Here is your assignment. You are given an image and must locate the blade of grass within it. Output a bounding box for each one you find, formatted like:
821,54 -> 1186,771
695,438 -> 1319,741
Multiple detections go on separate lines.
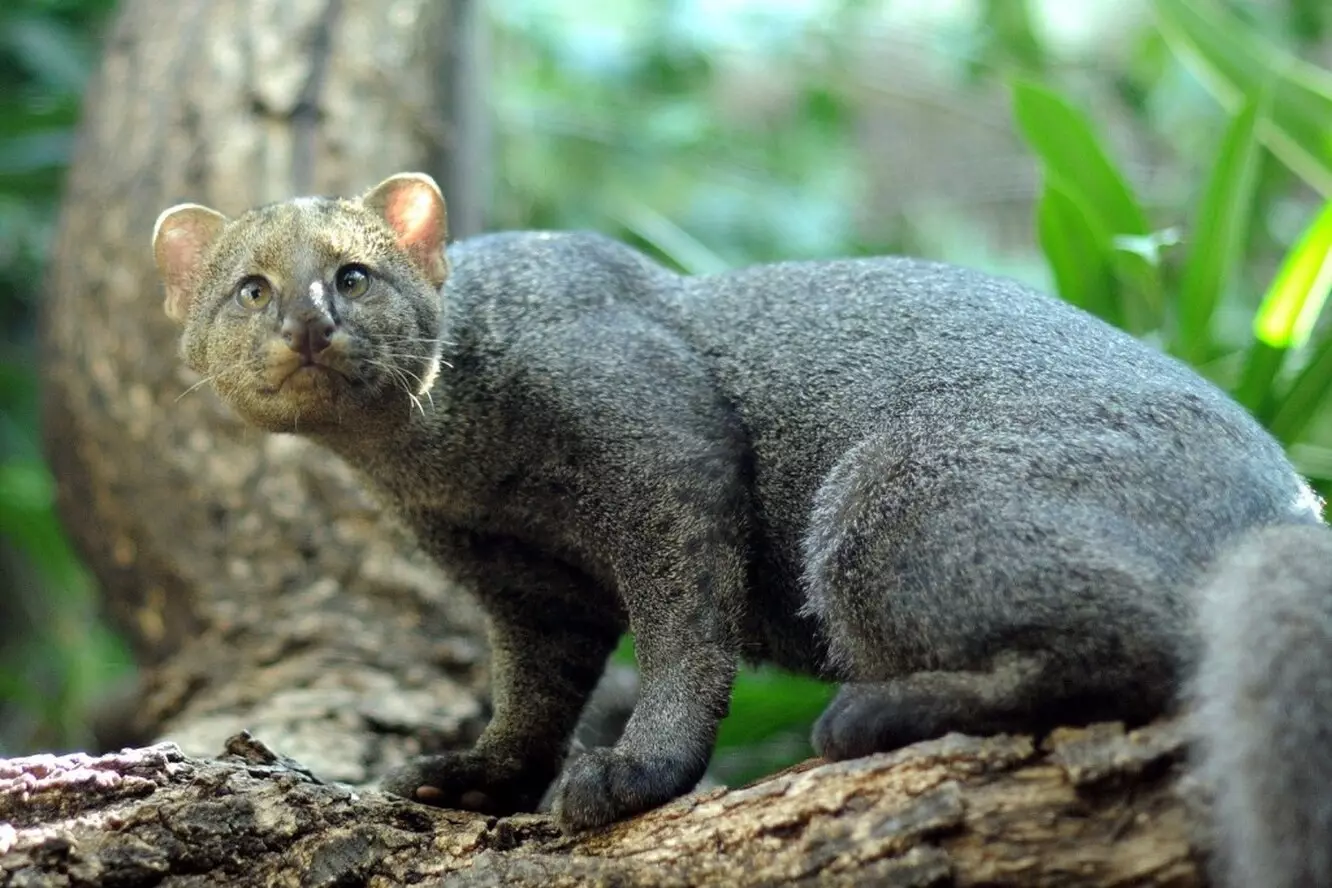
1173,96 -> 1264,364
1234,200 -> 1332,417
610,199 -> 729,275
1154,0 -> 1332,195
1254,200 -> 1332,350
1270,334 -> 1332,443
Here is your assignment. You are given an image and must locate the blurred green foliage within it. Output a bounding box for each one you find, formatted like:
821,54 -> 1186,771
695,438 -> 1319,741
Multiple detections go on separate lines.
1,0 -> 1330,792
0,0 -> 126,756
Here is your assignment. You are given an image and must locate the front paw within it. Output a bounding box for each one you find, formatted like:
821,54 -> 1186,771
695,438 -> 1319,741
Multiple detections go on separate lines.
549,747 -> 701,832
380,750 -> 552,816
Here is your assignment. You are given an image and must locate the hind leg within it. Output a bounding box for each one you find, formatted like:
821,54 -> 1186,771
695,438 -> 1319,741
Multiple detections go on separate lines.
801,432 -> 1186,759
812,653 -> 1051,760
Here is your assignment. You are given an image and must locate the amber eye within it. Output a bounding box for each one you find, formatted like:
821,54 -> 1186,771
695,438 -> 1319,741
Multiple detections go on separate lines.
235,276 -> 272,311
335,264 -> 370,299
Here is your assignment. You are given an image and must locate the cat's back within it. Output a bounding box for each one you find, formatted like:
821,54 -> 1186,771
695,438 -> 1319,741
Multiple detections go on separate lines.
684,254 -> 1261,445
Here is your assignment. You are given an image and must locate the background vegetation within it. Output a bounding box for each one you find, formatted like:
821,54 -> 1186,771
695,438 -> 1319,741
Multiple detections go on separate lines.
1,0 -> 1329,788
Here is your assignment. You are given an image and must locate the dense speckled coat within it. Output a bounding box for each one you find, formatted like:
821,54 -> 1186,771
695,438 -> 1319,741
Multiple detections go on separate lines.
154,175 -> 1331,887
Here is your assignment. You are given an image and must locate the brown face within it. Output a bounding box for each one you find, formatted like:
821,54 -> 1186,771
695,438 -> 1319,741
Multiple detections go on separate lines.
153,174 -> 449,436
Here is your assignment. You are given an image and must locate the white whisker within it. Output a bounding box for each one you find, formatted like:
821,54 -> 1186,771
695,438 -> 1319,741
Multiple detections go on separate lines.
175,356 -> 267,402
175,375 -> 218,402
367,358 -> 430,419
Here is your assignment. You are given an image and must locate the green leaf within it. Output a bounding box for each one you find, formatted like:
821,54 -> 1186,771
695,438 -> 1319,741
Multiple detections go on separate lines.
1290,443 -> 1332,483
1012,80 -> 1150,239
1270,334 -> 1332,443
0,131 -> 74,176
1233,340 -> 1286,416
1173,96 -> 1265,364
1011,79 -> 1163,332
1253,200 -> 1332,350
1234,200 -> 1332,418
0,459 -> 54,515
1035,179 -> 1120,326
0,12 -> 94,93
1154,0 -> 1332,195
971,0 -> 1046,79
1287,0 -> 1331,44
610,199 -> 729,275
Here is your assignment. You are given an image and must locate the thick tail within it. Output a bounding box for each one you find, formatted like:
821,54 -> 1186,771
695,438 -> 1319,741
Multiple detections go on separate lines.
1193,522 -> 1332,888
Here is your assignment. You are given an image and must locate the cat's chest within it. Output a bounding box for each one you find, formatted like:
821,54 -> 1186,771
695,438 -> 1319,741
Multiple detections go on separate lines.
369,453 -> 586,550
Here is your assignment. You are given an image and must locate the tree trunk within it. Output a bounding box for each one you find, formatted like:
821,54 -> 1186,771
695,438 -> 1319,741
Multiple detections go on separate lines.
41,0 -> 492,780
28,0 -> 1214,885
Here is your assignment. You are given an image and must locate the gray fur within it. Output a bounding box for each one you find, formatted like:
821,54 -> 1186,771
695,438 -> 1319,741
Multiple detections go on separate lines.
157,183 -> 1330,881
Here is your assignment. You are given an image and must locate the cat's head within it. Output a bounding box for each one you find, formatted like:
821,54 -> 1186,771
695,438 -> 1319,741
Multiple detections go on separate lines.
152,173 -> 448,435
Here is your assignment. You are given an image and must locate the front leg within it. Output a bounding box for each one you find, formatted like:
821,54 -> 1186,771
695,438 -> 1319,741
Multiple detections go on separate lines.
382,533 -> 623,815
551,618 -> 737,830
551,480 -> 748,830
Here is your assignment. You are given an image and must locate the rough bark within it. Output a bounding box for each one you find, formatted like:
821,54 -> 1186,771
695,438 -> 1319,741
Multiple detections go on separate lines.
2,721 -> 1205,887
29,1 -> 1218,885
0,724 -> 1209,888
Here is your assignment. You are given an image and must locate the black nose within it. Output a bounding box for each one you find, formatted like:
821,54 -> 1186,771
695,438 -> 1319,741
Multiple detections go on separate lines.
282,314 -> 335,358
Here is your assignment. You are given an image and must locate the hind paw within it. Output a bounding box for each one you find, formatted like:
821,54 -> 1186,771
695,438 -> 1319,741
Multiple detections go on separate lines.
812,683 -> 945,761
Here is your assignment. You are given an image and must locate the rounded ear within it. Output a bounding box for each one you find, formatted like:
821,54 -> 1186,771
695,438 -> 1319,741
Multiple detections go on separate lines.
360,173 -> 449,288
152,203 -> 228,323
